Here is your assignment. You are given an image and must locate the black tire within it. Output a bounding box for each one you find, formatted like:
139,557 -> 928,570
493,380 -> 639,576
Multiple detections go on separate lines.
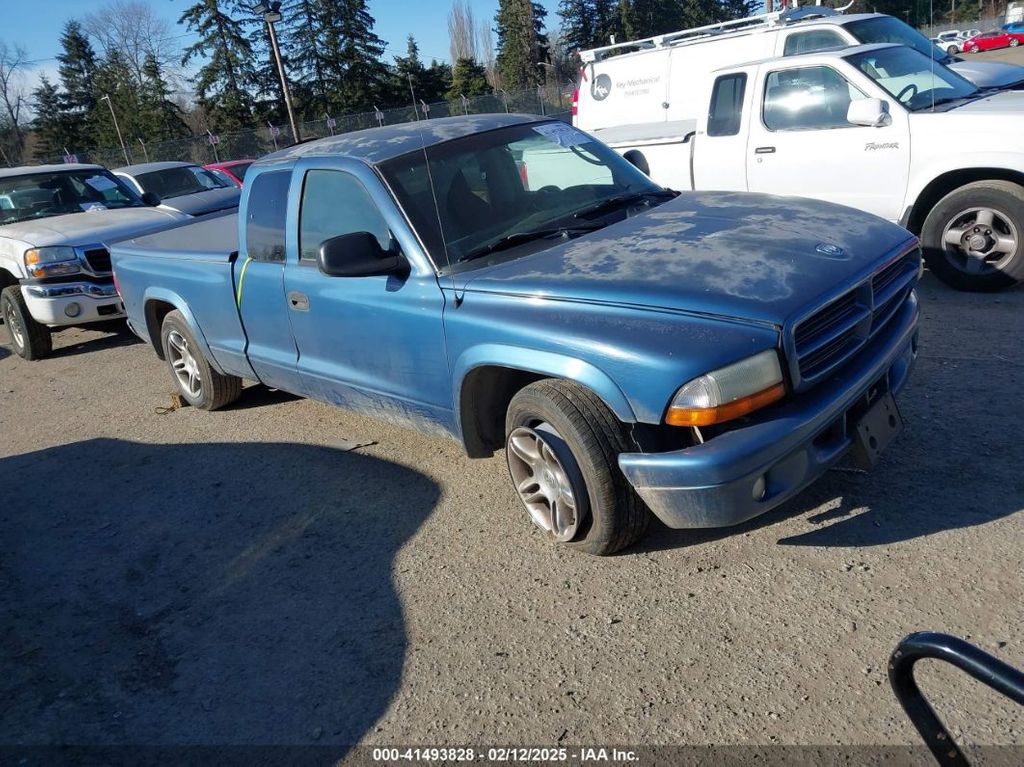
920,180 -> 1024,292
505,379 -> 650,555
159,310 -> 241,410
1,285 -> 52,360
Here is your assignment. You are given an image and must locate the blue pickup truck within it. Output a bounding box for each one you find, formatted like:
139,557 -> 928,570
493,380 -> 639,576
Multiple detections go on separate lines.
111,114 -> 920,555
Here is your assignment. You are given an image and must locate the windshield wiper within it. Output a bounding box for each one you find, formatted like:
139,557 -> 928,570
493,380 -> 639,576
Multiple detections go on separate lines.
457,223 -> 603,263
572,189 -> 678,219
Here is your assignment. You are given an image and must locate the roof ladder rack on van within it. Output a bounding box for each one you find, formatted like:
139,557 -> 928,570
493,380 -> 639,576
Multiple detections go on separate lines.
578,0 -> 852,63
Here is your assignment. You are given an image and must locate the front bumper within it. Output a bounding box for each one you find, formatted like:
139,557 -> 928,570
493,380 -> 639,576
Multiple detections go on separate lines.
22,282 -> 125,326
618,291 -> 919,529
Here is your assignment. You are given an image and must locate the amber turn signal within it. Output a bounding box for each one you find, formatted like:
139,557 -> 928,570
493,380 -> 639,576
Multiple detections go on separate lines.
666,382 -> 786,427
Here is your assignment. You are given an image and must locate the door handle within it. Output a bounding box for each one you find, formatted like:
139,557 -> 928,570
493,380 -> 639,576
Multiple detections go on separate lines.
754,146 -> 776,154
288,291 -> 309,311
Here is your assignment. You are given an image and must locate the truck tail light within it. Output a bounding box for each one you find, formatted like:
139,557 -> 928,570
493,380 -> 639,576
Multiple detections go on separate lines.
519,161 -> 529,188
112,270 -> 122,297
572,88 -> 579,116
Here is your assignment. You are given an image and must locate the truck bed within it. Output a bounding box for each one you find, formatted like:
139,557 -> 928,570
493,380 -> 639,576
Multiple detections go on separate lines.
111,210 -> 255,381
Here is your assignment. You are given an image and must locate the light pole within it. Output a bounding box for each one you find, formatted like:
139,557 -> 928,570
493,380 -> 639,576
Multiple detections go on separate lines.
100,94 -> 130,166
253,2 -> 300,143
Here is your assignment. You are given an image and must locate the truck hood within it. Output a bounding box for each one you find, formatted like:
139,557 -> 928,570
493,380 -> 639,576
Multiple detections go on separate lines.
459,192 -> 915,327
0,206 -> 187,248
947,59 -> 1024,89
946,88 -> 1024,115
160,187 -> 241,217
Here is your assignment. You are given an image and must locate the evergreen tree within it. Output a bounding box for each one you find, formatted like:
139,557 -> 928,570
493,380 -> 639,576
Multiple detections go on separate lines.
390,34 -> 427,105
447,58 -> 490,101
90,49 -> 141,160
31,77 -> 71,160
593,0 -> 624,47
56,21 -> 98,150
281,0 -> 331,118
178,0 -> 258,131
327,0 -> 388,110
496,0 -> 542,89
558,0 -> 595,54
139,53 -> 189,142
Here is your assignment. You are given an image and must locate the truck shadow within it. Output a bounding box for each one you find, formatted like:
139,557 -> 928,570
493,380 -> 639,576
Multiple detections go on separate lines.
0,438 -> 439,752
48,320 -> 142,359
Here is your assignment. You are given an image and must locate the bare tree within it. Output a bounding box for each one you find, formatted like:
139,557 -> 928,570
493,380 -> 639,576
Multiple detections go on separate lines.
448,0 -> 478,62
0,41 -> 28,165
477,18 -> 497,88
82,0 -> 183,88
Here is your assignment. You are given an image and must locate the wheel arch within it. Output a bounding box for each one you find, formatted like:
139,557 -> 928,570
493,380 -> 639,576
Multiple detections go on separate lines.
142,289 -> 224,373
906,168 -> 1024,234
453,346 -> 638,458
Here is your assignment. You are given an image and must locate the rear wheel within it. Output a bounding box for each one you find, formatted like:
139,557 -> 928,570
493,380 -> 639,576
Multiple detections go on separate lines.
1011,38 -> 1020,47
505,379 -> 650,555
920,181 -> 1024,291
1,285 -> 52,360
159,310 -> 241,410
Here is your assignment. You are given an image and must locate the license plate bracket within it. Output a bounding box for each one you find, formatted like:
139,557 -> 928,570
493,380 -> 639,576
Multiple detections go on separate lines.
850,392 -> 903,471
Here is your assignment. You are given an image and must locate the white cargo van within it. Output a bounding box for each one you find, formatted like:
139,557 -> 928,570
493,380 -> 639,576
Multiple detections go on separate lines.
573,7 -> 1024,132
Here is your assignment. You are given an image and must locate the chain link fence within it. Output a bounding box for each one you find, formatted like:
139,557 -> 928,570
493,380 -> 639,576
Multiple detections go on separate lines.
45,82 -> 576,169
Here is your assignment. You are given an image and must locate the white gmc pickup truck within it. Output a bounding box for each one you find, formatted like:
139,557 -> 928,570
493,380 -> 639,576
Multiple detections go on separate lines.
569,44 -> 1024,292
0,164 -> 185,359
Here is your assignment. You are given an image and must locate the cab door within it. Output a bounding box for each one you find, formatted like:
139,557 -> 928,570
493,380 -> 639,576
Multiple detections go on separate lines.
692,71 -> 751,190
744,63 -> 910,221
281,159 -> 453,432
235,165 -> 304,393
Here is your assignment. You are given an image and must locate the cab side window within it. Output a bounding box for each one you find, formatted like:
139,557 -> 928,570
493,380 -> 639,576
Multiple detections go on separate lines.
707,73 -> 747,137
245,170 -> 291,262
783,30 -> 848,55
762,66 -> 867,131
298,170 -> 391,262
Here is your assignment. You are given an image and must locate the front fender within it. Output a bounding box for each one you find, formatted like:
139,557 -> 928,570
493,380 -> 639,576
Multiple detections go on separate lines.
142,287 -> 227,375
452,343 -> 638,427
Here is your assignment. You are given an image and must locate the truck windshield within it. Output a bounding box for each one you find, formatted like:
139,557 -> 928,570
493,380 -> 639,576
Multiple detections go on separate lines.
0,169 -> 142,225
846,16 -> 954,65
378,121 -> 666,272
846,46 -> 979,110
134,165 -> 232,199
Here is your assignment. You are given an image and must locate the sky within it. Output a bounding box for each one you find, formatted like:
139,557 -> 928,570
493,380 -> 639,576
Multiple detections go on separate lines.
6,0 -> 561,97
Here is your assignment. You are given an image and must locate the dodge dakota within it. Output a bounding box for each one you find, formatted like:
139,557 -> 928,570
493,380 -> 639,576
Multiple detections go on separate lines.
111,114 -> 920,555
0,163 -> 186,359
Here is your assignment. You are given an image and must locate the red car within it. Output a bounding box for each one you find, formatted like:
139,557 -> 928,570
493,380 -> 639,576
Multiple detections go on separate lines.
203,159 -> 254,187
962,29 -> 1024,52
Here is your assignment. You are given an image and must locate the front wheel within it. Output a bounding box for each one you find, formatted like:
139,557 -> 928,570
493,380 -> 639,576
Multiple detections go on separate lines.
1011,38 -> 1020,47
947,45 -> 959,54
505,379 -> 650,555
160,310 -> 241,410
920,181 -> 1024,291
1,285 -> 52,360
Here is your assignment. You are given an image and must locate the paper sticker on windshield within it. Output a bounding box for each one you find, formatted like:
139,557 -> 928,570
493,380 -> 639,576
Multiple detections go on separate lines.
86,175 -> 117,192
532,123 -> 590,148
79,202 -> 107,211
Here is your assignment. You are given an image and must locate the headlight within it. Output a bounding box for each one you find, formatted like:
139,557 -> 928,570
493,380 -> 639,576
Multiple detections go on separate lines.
24,246 -> 80,278
666,349 -> 786,427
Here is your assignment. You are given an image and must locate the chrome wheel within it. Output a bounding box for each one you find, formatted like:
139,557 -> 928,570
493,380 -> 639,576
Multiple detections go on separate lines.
167,329 -> 202,398
941,207 -> 1018,275
4,301 -> 24,349
507,423 -> 586,542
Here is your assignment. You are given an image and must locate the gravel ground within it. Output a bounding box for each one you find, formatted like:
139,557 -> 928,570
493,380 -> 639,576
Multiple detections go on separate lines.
2,272 -> 1023,757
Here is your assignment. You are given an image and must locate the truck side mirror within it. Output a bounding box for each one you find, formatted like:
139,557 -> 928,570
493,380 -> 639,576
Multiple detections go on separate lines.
847,98 -> 891,128
141,191 -> 162,206
317,232 -> 406,278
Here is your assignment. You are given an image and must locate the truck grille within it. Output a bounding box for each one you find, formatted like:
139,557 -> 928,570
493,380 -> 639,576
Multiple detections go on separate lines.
82,247 -> 112,274
792,249 -> 918,386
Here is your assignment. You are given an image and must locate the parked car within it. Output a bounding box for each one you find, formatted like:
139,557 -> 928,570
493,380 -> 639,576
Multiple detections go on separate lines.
934,30 -> 963,54
1003,22 -> 1024,34
111,114 -> 920,556
962,29 -> 1024,52
114,161 -> 241,217
577,43 -> 1024,292
204,159 -> 254,188
574,8 -> 1024,137
0,163 -> 186,359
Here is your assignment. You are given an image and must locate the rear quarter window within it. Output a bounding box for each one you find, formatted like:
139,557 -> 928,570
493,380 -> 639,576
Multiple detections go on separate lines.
245,169 -> 290,262
707,73 -> 747,137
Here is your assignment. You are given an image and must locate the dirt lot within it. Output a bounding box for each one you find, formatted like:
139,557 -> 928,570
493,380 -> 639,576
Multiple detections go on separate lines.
2,271 -> 1022,756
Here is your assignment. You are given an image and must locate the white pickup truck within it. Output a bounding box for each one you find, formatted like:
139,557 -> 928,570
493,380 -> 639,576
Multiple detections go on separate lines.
0,164 -> 186,359
567,43 -> 1024,292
